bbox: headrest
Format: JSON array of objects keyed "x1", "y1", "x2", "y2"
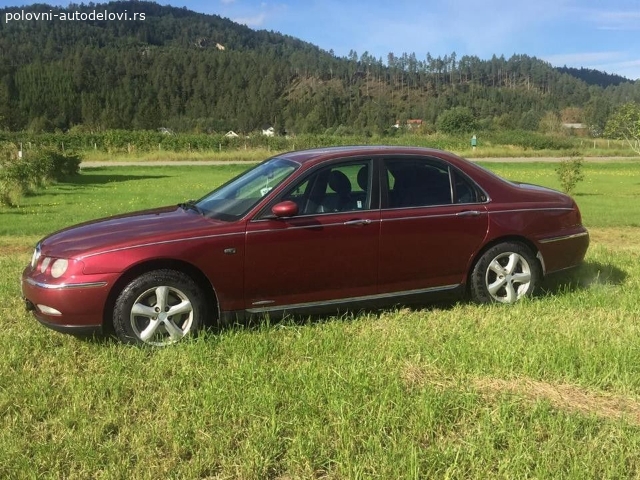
[{"x1": 328, "y1": 170, "x2": 352, "y2": 194}]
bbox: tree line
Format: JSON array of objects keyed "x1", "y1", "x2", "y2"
[{"x1": 0, "y1": 1, "x2": 638, "y2": 136}]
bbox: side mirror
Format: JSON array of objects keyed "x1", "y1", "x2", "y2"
[{"x1": 271, "y1": 200, "x2": 299, "y2": 218}]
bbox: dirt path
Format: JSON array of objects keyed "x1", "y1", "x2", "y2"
[{"x1": 80, "y1": 156, "x2": 638, "y2": 168}]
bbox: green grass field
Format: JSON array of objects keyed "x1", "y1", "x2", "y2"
[{"x1": 1, "y1": 162, "x2": 640, "y2": 478}]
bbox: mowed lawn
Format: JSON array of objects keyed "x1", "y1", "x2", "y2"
[{"x1": 1, "y1": 161, "x2": 640, "y2": 479}]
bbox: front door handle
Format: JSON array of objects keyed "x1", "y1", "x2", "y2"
[
  {"x1": 456, "y1": 210, "x2": 482, "y2": 217},
  {"x1": 344, "y1": 219, "x2": 372, "y2": 226}
]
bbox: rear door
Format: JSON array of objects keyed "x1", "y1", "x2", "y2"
[{"x1": 378, "y1": 156, "x2": 489, "y2": 293}]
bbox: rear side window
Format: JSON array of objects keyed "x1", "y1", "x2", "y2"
[
  {"x1": 384, "y1": 158, "x2": 453, "y2": 208},
  {"x1": 452, "y1": 170, "x2": 483, "y2": 204}
]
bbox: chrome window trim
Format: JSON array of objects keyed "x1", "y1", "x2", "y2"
[
  {"x1": 246, "y1": 284, "x2": 460, "y2": 313},
  {"x1": 251, "y1": 206, "x2": 491, "y2": 230},
  {"x1": 380, "y1": 212, "x2": 480, "y2": 223},
  {"x1": 380, "y1": 200, "x2": 490, "y2": 213},
  {"x1": 251, "y1": 203, "x2": 490, "y2": 225},
  {"x1": 251, "y1": 208, "x2": 377, "y2": 223}
]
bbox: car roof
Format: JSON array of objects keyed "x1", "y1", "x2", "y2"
[{"x1": 277, "y1": 145, "x2": 457, "y2": 165}]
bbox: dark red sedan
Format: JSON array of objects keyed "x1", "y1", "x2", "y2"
[{"x1": 22, "y1": 146, "x2": 589, "y2": 345}]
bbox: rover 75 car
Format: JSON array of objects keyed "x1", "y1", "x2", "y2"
[{"x1": 22, "y1": 146, "x2": 589, "y2": 346}]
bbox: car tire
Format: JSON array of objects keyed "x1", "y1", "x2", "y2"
[
  {"x1": 470, "y1": 242, "x2": 541, "y2": 304},
  {"x1": 113, "y1": 269, "x2": 207, "y2": 346}
]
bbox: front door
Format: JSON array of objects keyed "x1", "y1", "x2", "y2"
[{"x1": 244, "y1": 159, "x2": 380, "y2": 311}]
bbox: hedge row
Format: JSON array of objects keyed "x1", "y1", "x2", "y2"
[
  {"x1": 0, "y1": 130, "x2": 581, "y2": 154},
  {"x1": 0, "y1": 143, "x2": 81, "y2": 206}
]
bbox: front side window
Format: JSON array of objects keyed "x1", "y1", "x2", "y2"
[
  {"x1": 196, "y1": 158, "x2": 298, "y2": 221},
  {"x1": 281, "y1": 161, "x2": 372, "y2": 215},
  {"x1": 384, "y1": 158, "x2": 453, "y2": 208}
]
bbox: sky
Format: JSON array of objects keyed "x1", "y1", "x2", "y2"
[{"x1": 3, "y1": 0, "x2": 640, "y2": 80}]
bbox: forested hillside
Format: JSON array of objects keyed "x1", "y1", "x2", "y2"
[{"x1": 1, "y1": 0, "x2": 639, "y2": 135}]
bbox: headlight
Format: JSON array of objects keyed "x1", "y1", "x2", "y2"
[
  {"x1": 40, "y1": 257, "x2": 51, "y2": 273},
  {"x1": 50, "y1": 259, "x2": 69, "y2": 278}
]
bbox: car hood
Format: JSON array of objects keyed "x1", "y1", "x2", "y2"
[{"x1": 39, "y1": 206, "x2": 230, "y2": 258}]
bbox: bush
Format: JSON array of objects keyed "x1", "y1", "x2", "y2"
[
  {"x1": 436, "y1": 107, "x2": 477, "y2": 134},
  {"x1": 0, "y1": 143, "x2": 24, "y2": 205},
  {"x1": 555, "y1": 157, "x2": 584, "y2": 195},
  {"x1": 47, "y1": 150, "x2": 81, "y2": 180},
  {"x1": 0, "y1": 145, "x2": 81, "y2": 207},
  {"x1": 0, "y1": 178, "x2": 23, "y2": 207},
  {"x1": 487, "y1": 130, "x2": 575, "y2": 150}
]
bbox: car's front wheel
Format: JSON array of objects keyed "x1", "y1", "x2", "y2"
[
  {"x1": 470, "y1": 242, "x2": 541, "y2": 304},
  {"x1": 113, "y1": 269, "x2": 207, "y2": 346}
]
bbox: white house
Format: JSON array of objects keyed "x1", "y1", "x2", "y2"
[{"x1": 224, "y1": 130, "x2": 239, "y2": 138}]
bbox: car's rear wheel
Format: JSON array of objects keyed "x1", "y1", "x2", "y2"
[
  {"x1": 470, "y1": 242, "x2": 541, "y2": 304},
  {"x1": 113, "y1": 269, "x2": 206, "y2": 346}
]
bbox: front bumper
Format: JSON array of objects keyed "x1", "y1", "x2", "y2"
[
  {"x1": 21, "y1": 268, "x2": 119, "y2": 335},
  {"x1": 24, "y1": 298, "x2": 103, "y2": 336}
]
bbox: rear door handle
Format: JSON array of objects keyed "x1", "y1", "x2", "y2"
[
  {"x1": 456, "y1": 210, "x2": 482, "y2": 217},
  {"x1": 344, "y1": 219, "x2": 372, "y2": 226}
]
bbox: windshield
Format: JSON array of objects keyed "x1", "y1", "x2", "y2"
[{"x1": 196, "y1": 158, "x2": 298, "y2": 221}]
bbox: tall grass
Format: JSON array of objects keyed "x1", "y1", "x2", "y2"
[{"x1": 1, "y1": 162, "x2": 640, "y2": 478}]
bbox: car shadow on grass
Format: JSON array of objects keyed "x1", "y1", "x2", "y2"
[
  {"x1": 233, "y1": 261, "x2": 628, "y2": 333},
  {"x1": 64, "y1": 172, "x2": 171, "y2": 186},
  {"x1": 225, "y1": 299, "x2": 462, "y2": 334},
  {"x1": 4, "y1": 173, "x2": 173, "y2": 205},
  {"x1": 540, "y1": 260, "x2": 627, "y2": 296},
  {"x1": 0, "y1": 208, "x2": 56, "y2": 216}
]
